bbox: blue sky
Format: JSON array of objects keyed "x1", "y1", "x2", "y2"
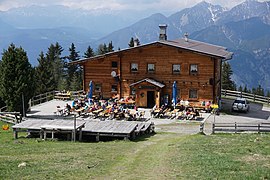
[{"x1": 0, "y1": 0, "x2": 268, "y2": 13}]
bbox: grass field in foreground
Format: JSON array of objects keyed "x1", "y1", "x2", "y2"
[{"x1": 0, "y1": 121, "x2": 270, "y2": 180}]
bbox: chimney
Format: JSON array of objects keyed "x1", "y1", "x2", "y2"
[
  {"x1": 184, "y1": 32, "x2": 189, "y2": 42},
  {"x1": 159, "y1": 24, "x2": 167, "y2": 41},
  {"x1": 134, "y1": 38, "x2": 139, "y2": 47}
]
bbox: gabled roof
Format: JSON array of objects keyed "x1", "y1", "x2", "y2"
[
  {"x1": 160, "y1": 39, "x2": 233, "y2": 60},
  {"x1": 129, "y1": 78, "x2": 165, "y2": 88},
  {"x1": 71, "y1": 38, "x2": 233, "y2": 65}
]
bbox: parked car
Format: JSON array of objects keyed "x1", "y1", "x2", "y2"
[{"x1": 231, "y1": 98, "x2": 250, "y2": 112}]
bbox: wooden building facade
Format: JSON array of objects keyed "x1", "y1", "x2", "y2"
[{"x1": 73, "y1": 27, "x2": 233, "y2": 108}]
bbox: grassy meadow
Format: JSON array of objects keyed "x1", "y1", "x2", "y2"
[{"x1": 0, "y1": 121, "x2": 270, "y2": 179}]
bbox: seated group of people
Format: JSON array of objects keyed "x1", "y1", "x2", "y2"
[
  {"x1": 151, "y1": 105, "x2": 200, "y2": 120},
  {"x1": 59, "y1": 97, "x2": 142, "y2": 120}
]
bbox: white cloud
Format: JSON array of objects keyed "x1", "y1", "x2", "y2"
[{"x1": 0, "y1": 0, "x2": 268, "y2": 12}]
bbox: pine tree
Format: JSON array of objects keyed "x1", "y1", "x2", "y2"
[
  {"x1": 66, "y1": 43, "x2": 82, "y2": 90},
  {"x1": 129, "y1": 37, "x2": 134, "y2": 47},
  {"x1": 69, "y1": 74, "x2": 81, "y2": 91},
  {"x1": 266, "y1": 90, "x2": 270, "y2": 97},
  {"x1": 221, "y1": 62, "x2": 235, "y2": 90},
  {"x1": 0, "y1": 44, "x2": 35, "y2": 113},
  {"x1": 84, "y1": 45, "x2": 94, "y2": 58},
  {"x1": 97, "y1": 44, "x2": 106, "y2": 55},
  {"x1": 46, "y1": 42, "x2": 64, "y2": 90},
  {"x1": 238, "y1": 85, "x2": 243, "y2": 92},
  {"x1": 35, "y1": 51, "x2": 55, "y2": 94},
  {"x1": 256, "y1": 85, "x2": 264, "y2": 96},
  {"x1": 243, "y1": 85, "x2": 248, "y2": 93},
  {"x1": 0, "y1": 61, "x2": 5, "y2": 108},
  {"x1": 108, "y1": 41, "x2": 114, "y2": 52},
  {"x1": 135, "y1": 38, "x2": 141, "y2": 46}
]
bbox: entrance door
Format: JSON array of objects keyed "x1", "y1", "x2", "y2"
[{"x1": 147, "y1": 91, "x2": 155, "y2": 108}]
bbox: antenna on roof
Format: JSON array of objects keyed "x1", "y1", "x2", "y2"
[{"x1": 184, "y1": 32, "x2": 189, "y2": 42}]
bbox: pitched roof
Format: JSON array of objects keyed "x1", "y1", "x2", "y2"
[
  {"x1": 129, "y1": 78, "x2": 165, "y2": 88},
  {"x1": 71, "y1": 38, "x2": 233, "y2": 64},
  {"x1": 160, "y1": 39, "x2": 233, "y2": 60}
]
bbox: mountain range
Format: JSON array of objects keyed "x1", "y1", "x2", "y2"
[{"x1": 1, "y1": 0, "x2": 270, "y2": 91}]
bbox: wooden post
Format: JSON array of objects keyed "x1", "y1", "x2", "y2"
[
  {"x1": 258, "y1": 123, "x2": 260, "y2": 133},
  {"x1": 73, "y1": 114, "x2": 76, "y2": 142},
  {"x1": 44, "y1": 130, "x2": 47, "y2": 140},
  {"x1": 79, "y1": 128, "x2": 83, "y2": 142},
  {"x1": 51, "y1": 130, "x2": 54, "y2": 139},
  {"x1": 235, "y1": 122, "x2": 237, "y2": 133},
  {"x1": 19, "y1": 114, "x2": 22, "y2": 123},
  {"x1": 212, "y1": 123, "x2": 215, "y2": 134},
  {"x1": 13, "y1": 129, "x2": 18, "y2": 139},
  {"x1": 96, "y1": 134, "x2": 100, "y2": 142},
  {"x1": 40, "y1": 129, "x2": 43, "y2": 139},
  {"x1": 200, "y1": 123, "x2": 204, "y2": 133}
]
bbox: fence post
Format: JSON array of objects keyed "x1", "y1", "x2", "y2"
[
  {"x1": 234, "y1": 122, "x2": 237, "y2": 133},
  {"x1": 200, "y1": 122, "x2": 204, "y2": 134},
  {"x1": 253, "y1": 94, "x2": 256, "y2": 102},
  {"x1": 268, "y1": 98, "x2": 270, "y2": 105},
  {"x1": 258, "y1": 123, "x2": 260, "y2": 133},
  {"x1": 212, "y1": 123, "x2": 215, "y2": 134},
  {"x1": 224, "y1": 90, "x2": 227, "y2": 97},
  {"x1": 240, "y1": 91, "x2": 242, "y2": 98}
]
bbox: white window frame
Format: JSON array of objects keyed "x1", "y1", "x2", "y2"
[
  {"x1": 147, "y1": 63, "x2": 155, "y2": 73},
  {"x1": 190, "y1": 64, "x2": 198, "y2": 74},
  {"x1": 131, "y1": 63, "x2": 138, "y2": 72},
  {"x1": 173, "y1": 64, "x2": 181, "y2": 74}
]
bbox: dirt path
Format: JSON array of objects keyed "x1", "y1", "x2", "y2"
[{"x1": 97, "y1": 132, "x2": 187, "y2": 179}]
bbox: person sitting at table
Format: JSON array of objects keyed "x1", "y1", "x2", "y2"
[
  {"x1": 206, "y1": 101, "x2": 211, "y2": 113},
  {"x1": 64, "y1": 103, "x2": 72, "y2": 115}
]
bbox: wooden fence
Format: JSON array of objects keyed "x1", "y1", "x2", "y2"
[
  {"x1": 212, "y1": 122, "x2": 270, "y2": 133},
  {"x1": 221, "y1": 89, "x2": 270, "y2": 105},
  {"x1": 0, "y1": 112, "x2": 22, "y2": 124},
  {"x1": 0, "y1": 90, "x2": 85, "y2": 124}
]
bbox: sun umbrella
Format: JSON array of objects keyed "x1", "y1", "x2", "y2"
[
  {"x1": 172, "y1": 81, "x2": 177, "y2": 108},
  {"x1": 88, "y1": 80, "x2": 93, "y2": 99}
]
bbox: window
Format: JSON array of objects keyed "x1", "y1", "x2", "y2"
[
  {"x1": 131, "y1": 63, "x2": 138, "y2": 72},
  {"x1": 112, "y1": 61, "x2": 117, "y2": 68},
  {"x1": 147, "y1": 63, "x2": 155, "y2": 73},
  {"x1": 111, "y1": 85, "x2": 117, "y2": 92},
  {"x1": 172, "y1": 64, "x2": 181, "y2": 74},
  {"x1": 190, "y1": 64, "x2": 198, "y2": 74},
  {"x1": 189, "y1": 89, "x2": 198, "y2": 99},
  {"x1": 95, "y1": 84, "x2": 101, "y2": 92},
  {"x1": 130, "y1": 87, "x2": 136, "y2": 95}
]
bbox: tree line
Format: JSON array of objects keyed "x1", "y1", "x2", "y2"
[
  {"x1": 0, "y1": 41, "x2": 115, "y2": 113},
  {"x1": 221, "y1": 62, "x2": 270, "y2": 97}
]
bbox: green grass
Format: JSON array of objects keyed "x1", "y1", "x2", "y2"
[{"x1": 1, "y1": 121, "x2": 270, "y2": 179}]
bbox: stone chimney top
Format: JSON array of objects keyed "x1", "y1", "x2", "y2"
[{"x1": 159, "y1": 24, "x2": 167, "y2": 41}]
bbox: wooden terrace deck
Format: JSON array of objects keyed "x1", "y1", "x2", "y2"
[{"x1": 12, "y1": 119, "x2": 154, "y2": 142}]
